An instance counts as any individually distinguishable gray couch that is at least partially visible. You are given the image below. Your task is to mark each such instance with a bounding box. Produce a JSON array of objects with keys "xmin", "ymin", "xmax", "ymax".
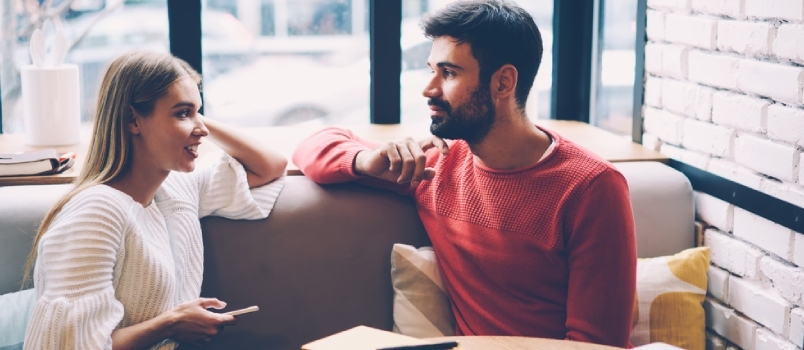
[{"xmin": 0, "ymin": 161, "xmax": 693, "ymax": 350}]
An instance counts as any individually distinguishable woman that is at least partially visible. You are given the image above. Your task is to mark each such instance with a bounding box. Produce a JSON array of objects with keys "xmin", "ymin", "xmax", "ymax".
[{"xmin": 22, "ymin": 51, "xmax": 287, "ymax": 349}]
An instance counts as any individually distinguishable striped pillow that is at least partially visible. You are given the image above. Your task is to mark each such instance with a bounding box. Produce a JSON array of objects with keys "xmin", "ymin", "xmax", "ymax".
[{"xmin": 390, "ymin": 244, "xmax": 455, "ymax": 338}]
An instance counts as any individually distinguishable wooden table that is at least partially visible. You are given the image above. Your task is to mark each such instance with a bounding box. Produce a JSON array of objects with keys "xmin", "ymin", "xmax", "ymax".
[
  {"xmin": 427, "ymin": 336, "xmax": 624, "ymax": 350},
  {"xmin": 0, "ymin": 120, "xmax": 667, "ymax": 186}
]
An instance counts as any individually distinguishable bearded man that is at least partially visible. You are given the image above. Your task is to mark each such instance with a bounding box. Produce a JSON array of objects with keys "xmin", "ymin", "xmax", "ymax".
[{"xmin": 291, "ymin": 1, "xmax": 636, "ymax": 347}]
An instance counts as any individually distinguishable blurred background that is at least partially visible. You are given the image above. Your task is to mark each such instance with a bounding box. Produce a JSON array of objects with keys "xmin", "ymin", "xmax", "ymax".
[{"xmin": 0, "ymin": 0, "xmax": 636, "ymax": 135}]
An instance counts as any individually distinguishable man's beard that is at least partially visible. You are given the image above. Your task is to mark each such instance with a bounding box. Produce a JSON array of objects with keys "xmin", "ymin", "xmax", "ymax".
[{"xmin": 428, "ymin": 84, "xmax": 496, "ymax": 145}]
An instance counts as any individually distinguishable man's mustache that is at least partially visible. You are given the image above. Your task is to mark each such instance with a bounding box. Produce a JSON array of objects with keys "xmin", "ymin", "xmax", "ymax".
[{"xmin": 427, "ymin": 98, "xmax": 451, "ymax": 113}]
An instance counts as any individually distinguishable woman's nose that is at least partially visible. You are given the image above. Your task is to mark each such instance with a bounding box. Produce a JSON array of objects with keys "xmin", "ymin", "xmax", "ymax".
[{"xmin": 195, "ymin": 119, "xmax": 209, "ymax": 137}]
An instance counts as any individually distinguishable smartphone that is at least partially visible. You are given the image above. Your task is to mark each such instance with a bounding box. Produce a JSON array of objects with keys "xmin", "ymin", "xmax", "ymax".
[{"xmin": 223, "ymin": 305, "xmax": 259, "ymax": 316}]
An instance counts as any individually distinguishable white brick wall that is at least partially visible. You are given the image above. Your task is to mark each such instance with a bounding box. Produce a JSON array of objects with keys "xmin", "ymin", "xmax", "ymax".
[
  {"xmin": 733, "ymin": 208, "xmax": 794, "ymax": 260},
  {"xmin": 774, "ymin": 24, "xmax": 804, "ymax": 63},
  {"xmin": 706, "ymin": 298, "xmax": 759, "ymax": 349},
  {"xmin": 692, "ymin": 0, "xmax": 744, "ymax": 18},
  {"xmin": 756, "ymin": 329, "xmax": 798, "ymax": 350},
  {"xmin": 682, "ymin": 118, "xmax": 733, "ymax": 156},
  {"xmin": 717, "ymin": 20, "xmax": 774, "ymax": 56},
  {"xmin": 712, "ymin": 92, "xmax": 768, "ymax": 133},
  {"xmin": 767, "ymin": 104, "xmax": 804, "ymax": 148},
  {"xmin": 666, "ymin": 13, "xmax": 718, "ymax": 49},
  {"xmin": 737, "ymin": 60, "xmax": 804, "ymax": 106},
  {"xmin": 759, "ymin": 257, "xmax": 804, "ymax": 305},
  {"xmin": 688, "ymin": 51, "xmax": 740, "ymax": 89},
  {"xmin": 697, "ymin": 192, "xmax": 734, "ymax": 231},
  {"xmin": 734, "ymin": 134, "xmax": 797, "ymax": 182},
  {"xmin": 642, "ymin": 2, "xmax": 804, "ymax": 348},
  {"xmin": 706, "ymin": 228, "xmax": 762, "ymax": 278},
  {"xmin": 745, "ymin": 0, "xmax": 804, "ymax": 21}
]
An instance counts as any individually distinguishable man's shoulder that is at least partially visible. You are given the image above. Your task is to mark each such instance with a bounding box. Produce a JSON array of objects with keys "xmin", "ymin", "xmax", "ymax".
[{"xmin": 550, "ymin": 137, "xmax": 624, "ymax": 185}]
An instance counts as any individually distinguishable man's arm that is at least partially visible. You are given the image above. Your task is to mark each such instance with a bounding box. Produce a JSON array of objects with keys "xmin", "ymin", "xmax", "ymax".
[
  {"xmin": 564, "ymin": 168, "xmax": 637, "ymax": 347},
  {"xmin": 293, "ymin": 127, "xmax": 448, "ymax": 192}
]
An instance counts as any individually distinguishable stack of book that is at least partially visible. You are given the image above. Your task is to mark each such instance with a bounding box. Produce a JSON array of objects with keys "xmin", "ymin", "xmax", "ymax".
[{"xmin": 0, "ymin": 149, "xmax": 75, "ymax": 177}]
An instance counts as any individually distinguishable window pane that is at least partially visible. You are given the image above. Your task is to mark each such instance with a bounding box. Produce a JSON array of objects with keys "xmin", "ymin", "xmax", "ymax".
[
  {"xmin": 202, "ymin": 0, "xmax": 370, "ymax": 127},
  {"xmin": 0, "ymin": 1, "xmax": 170, "ymax": 133},
  {"xmin": 593, "ymin": 0, "xmax": 636, "ymax": 136},
  {"xmin": 400, "ymin": 0, "xmax": 554, "ymax": 125}
]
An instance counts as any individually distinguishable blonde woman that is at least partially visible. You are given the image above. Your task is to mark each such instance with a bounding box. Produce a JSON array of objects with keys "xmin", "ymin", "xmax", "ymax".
[{"xmin": 22, "ymin": 51, "xmax": 287, "ymax": 349}]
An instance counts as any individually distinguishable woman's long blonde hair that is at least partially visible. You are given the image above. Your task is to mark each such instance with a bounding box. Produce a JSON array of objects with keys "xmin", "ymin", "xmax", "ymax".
[{"xmin": 22, "ymin": 51, "xmax": 201, "ymax": 288}]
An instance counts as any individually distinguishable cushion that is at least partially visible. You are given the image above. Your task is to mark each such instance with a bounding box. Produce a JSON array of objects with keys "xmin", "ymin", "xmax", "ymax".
[
  {"xmin": 0, "ymin": 288, "xmax": 37, "ymax": 350},
  {"xmin": 630, "ymin": 247, "xmax": 710, "ymax": 350},
  {"xmin": 390, "ymin": 244, "xmax": 455, "ymax": 338},
  {"xmin": 390, "ymin": 244, "xmax": 709, "ymax": 349}
]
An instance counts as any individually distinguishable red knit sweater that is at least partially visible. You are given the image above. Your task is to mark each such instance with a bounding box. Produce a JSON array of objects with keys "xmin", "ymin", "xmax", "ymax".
[{"xmin": 292, "ymin": 126, "xmax": 637, "ymax": 347}]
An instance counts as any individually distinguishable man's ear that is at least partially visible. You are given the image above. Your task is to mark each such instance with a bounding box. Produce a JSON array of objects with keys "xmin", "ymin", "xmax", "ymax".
[
  {"xmin": 492, "ymin": 64, "xmax": 518, "ymax": 99},
  {"xmin": 128, "ymin": 106, "xmax": 142, "ymax": 135}
]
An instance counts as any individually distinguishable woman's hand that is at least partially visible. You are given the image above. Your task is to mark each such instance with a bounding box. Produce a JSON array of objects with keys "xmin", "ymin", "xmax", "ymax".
[{"xmin": 166, "ymin": 298, "xmax": 237, "ymax": 345}]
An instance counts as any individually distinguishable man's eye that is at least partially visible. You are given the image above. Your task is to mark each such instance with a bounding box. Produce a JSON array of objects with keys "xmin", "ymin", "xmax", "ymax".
[{"xmin": 443, "ymin": 70, "xmax": 455, "ymax": 77}]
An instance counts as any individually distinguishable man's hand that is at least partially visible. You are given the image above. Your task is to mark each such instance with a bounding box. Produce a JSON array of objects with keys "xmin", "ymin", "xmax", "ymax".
[{"xmin": 354, "ymin": 136, "xmax": 449, "ymax": 186}]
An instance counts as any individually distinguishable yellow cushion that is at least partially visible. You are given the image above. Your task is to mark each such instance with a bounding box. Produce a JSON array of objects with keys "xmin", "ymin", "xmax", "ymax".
[{"xmin": 630, "ymin": 247, "xmax": 710, "ymax": 350}]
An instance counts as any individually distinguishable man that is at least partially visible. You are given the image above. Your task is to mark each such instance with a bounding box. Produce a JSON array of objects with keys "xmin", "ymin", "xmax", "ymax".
[{"xmin": 292, "ymin": 0, "xmax": 636, "ymax": 346}]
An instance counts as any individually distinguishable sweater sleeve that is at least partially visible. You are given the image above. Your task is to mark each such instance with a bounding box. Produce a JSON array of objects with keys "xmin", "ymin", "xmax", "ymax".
[
  {"xmin": 292, "ymin": 126, "xmax": 435, "ymax": 196},
  {"xmin": 196, "ymin": 152, "xmax": 285, "ymax": 219},
  {"xmin": 564, "ymin": 168, "xmax": 637, "ymax": 347},
  {"xmin": 23, "ymin": 190, "xmax": 127, "ymax": 350}
]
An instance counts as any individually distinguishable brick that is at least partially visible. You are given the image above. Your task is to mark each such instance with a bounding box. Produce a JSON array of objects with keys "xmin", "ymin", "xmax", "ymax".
[
  {"xmin": 760, "ymin": 180, "xmax": 804, "ymax": 210},
  {"xmin": 697, "ymin": 192, "xmax": 734, "ymax": 231},
  {"xmin": 642, "ymin": 132, "xmax": 662, "ymax": 151},
  {"xmin": 709, "ymin": 264, "xmax": 731, "ymax": 301},
  {"xmin": 790, "ymin": 308, "xmax": 804, "ymax": 346},
  {"xmin": 759, "ymin": 257, "xmax": 804, "ymax": 305},
  {"xmin": 660, "ymin": 143, "xmax": 684, "ymax": 159},
  {"xmin": 729, "ymin": 277, "xmax": 791, "ymax": 334},
  {"xmin": 681, "ymin": 149, "xmax": 711, "ymax": 169},
  {"xmin": 734, "ymin": 134, "xmax": 798, "ymax": 182},
  {"xmin": 756, "ymin": 328, "xmax": 798, "ymax": 350},
  {"xmin": 663, "ymin": 79, "xmax": 714, "ymax": 120},
  {"xmin": 645, "ymin": 43, "xmax": 663, "ymax": 75},
  {"xmin": 706, "ymin": 228, "xmax": 762, "ymax": 278},
  {"xmin": 692, "ymin": 0, "xmax": 744, "ymax": 18},
  {"xmin": 689, "ymin": 51, "xmax": 740, "ymax": 89},
  {"xmin": 707, "ymin": 331, "xmax": 728, "ymax": 350},
  {"xmin": 767, "ymin": 104, "xmax": 804, "ymax": 148},
  {"xmin": 794, "ymin": 233, "xmax": 804, "ymax": 267},
  {"xmin": 706, "ymin": 297, "xmax": 758, "ymax": 349},
  {"xmin": 665, "ymin": 14, "xmax": 718, "ymax": 49},
  {"xmin": 745, "ymin": 0, "xmax": 804, "ymax": 21},
  {"xmin": 663, "ymin": 44, "xmax": 691, "ymax": 79},
  {"xmin": 734, "ymin": 207, "xmax": 794, "ymax": 260},
  {"xmin": 682, "ymin": 119, "xmax": 734, "ymax": 157},
  {"xmin": 645, "ymin": 76, "xmax": 663, "ymax": 108},
  {"xmin": 800, "ymin": 153, "xmax": 804, "ymax": 186},
  {"xmin": 649, "ymin": 0, "xmax": 691, "ymax": 11},
  {"xmin": 717, "ymin": 20, "xmax": 775, "ymax": 56},
  {"xmin": 647, "ymin": 10, "xmax": 666, "ymax": 41},
  {"xmin": 738, "ymin": 60, "xmax": 804, "ymax": 106},
  {"xmin": 644, "ymin": 107, "xmax": 683, "ymax": 145},
  {"xmin": 712, "ymin": 92, "xmax": 768, "ymax": 133},
  {"xmin": 774, "ymin": 24, "xmax": 804, "ymax": 63},
  {"xmin": 708, "ymin": 158, "xmax": 764, "ymax": 190}
]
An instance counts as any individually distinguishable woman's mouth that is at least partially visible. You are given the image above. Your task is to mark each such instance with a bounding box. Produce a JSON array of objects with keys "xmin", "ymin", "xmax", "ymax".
[{"xmin": 184, "ymin": 144, "xmax": 199, "ymax": 158}]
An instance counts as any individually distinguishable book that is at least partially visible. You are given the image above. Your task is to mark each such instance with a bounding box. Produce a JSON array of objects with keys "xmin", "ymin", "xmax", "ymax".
[
  {"xmin": 301, "ymin": 325, "xmax": 458, "ymax": 350},
  {"xmin": 0, "ymin": 149, "xmax": 75, "ymax": 177}
]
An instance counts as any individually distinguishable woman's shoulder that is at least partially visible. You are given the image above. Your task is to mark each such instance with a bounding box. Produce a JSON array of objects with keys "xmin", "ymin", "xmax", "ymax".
[{"xmin": 60, "ymin": 185, "xmax": 139, "ymax": 222}]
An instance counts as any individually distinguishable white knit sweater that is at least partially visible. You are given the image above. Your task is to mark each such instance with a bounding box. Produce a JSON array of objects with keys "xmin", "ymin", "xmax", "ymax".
[{"xmin": 23, "ymin": 153, "xmax": 285, "ymax": 350}]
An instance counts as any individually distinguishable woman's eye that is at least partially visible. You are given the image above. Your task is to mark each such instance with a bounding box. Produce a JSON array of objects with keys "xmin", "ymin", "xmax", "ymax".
[{"xmin": 177, "ymin": 110, "xmax": 190, "ymax": 118}]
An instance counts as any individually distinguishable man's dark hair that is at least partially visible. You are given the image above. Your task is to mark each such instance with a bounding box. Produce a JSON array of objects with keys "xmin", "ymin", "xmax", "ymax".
[{"xmin": 421, "ymin": 0, "xmax": 543, "ymax": 111}]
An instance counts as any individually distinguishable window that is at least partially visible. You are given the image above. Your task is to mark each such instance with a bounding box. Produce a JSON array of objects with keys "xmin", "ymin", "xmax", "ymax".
[
  {"xmin": 592, "ymin": 0, "xmax": 637, "ymax": 137},
  {"xmin": 0, "ymin": 0, "xmax": 170, "ymax": 133},
  {"xmin": 399, "ymin": 0, "xmax": 554, "ymax": 125},
  {"xmin": 201, "ymin": 0, "xmax": 370, "ymax": 127}
]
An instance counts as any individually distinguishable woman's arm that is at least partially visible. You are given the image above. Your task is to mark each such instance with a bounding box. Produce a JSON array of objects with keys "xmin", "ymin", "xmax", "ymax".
[
  {"xmin": 201, "ymin": 115, "xmax": 287, "ymax": 188},
  {"xmin": 112, "ymin": 298, "xmax": 236, "ymax": 350}
]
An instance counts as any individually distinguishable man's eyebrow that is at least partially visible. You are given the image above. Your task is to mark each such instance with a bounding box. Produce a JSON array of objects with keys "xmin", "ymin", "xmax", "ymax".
[{"xmin": 436, "ymin": 61, "xmax": 464, "ymax": 70}]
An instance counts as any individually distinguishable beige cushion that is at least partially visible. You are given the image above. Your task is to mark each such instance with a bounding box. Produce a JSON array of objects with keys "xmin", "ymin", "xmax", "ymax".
[{"xmin": 390, "ymin": 244, "xmax": 455, "ymax": 338}]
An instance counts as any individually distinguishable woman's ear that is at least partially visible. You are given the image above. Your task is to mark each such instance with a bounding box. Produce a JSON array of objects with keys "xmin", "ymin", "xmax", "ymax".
[
  {"xmin": 492, "ymin": 64, "xmax": 518, "ymax": 99},
  {"xmin": 128, "ymin": 106, "xmax": 142, "ymax": 135}
]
